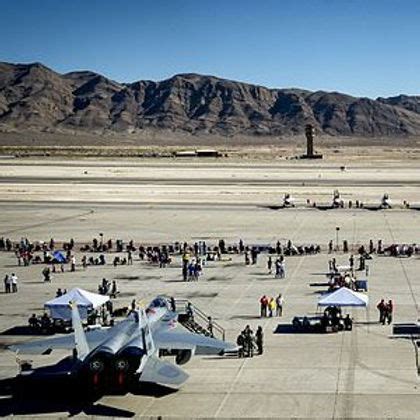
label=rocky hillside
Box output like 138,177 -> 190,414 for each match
1,61 -> 420,137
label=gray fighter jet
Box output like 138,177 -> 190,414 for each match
9,297 -> 236,393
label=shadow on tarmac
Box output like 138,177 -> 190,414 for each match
0,358 -> 177,417
273,324 -> 323,334
0,325 -> 55,335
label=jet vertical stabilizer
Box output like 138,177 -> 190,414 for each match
70,301 -> 90,361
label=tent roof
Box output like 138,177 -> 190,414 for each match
318,287 -> 368,307
45,287 -> 109,308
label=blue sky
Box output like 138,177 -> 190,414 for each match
1,0 -> 419,98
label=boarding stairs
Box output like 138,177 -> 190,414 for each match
167,297 -> 226,341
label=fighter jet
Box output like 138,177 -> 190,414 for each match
8,297 -> 236,393
282,193 -> 295,208
363,193 -> 392,211
264,193 -> 296,210
315,190 -> 344,210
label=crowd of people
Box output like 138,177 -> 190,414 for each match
182,252 -> 204,281
237,325 -> 264,357
321,306 -> 353,331
1,233 -> 401,360
98,278 -> 119,297
267,256 -> 286,278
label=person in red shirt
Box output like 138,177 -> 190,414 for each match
260,295 -> 268,317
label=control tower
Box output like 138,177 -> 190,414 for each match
301,124 -> 323,159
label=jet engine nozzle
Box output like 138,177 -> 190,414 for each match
115,346 -> 145,373
86,349 -> 114,373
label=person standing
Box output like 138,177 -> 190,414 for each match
260,295 -> 268,317
267,256 -> 273,274
268,297 -> 276,317
4,274 -> 10,293
275,258 -> 281,278
182,253 -> 189,281
70,255 -> 76,272
276,293 -> 284,316
385,300 -> 394,325
207,316 -> 214,337
245,251 -> 250,265
280,260 -> 286,278
349,255 -> 354,270
131,299 -> 136,311
255,326 -> 264,355
377,299 -> 386,324
186,302 -> 194,321
111,280 -> 118,298
237,332 -> 245,358
246,329 -> 255,358
42,266 -> 51,282
11,273 -> 18,293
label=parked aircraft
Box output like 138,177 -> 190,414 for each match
315,190 -> 344,210
363,193 -> 392,211
9,297 -> 236,393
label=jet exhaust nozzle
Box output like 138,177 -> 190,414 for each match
115,346 -> 145,373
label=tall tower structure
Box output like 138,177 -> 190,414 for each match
305,124 -> 315,156
301,123 -> 322,159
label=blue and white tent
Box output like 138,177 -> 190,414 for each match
52,251 -> 66,263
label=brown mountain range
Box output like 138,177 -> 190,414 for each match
1,61 -> 420,137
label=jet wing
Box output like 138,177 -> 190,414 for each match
315,204 -> 333,210
8,328 -> 109,355
153,325 -> 238,355
363,204 -> 382,211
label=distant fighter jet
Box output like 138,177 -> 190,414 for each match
282,193 -> 295,208
9,297 -> 236,393
315,190 -> 344,210
363,193 -> 392,211
264,193 -> 295,210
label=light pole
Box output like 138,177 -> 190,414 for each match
335,227 -> 340,251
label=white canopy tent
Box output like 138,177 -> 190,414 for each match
44,288 -> 109,320
318,287 -> 368,307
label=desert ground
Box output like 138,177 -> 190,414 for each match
1,152 -> 420,418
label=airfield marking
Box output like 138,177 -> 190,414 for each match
213,214 -> 309,417
331,331 -> 346,419
383,213 -> 419,316
0,209 -> 95,236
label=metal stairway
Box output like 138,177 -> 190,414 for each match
170,298 -> 226,341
